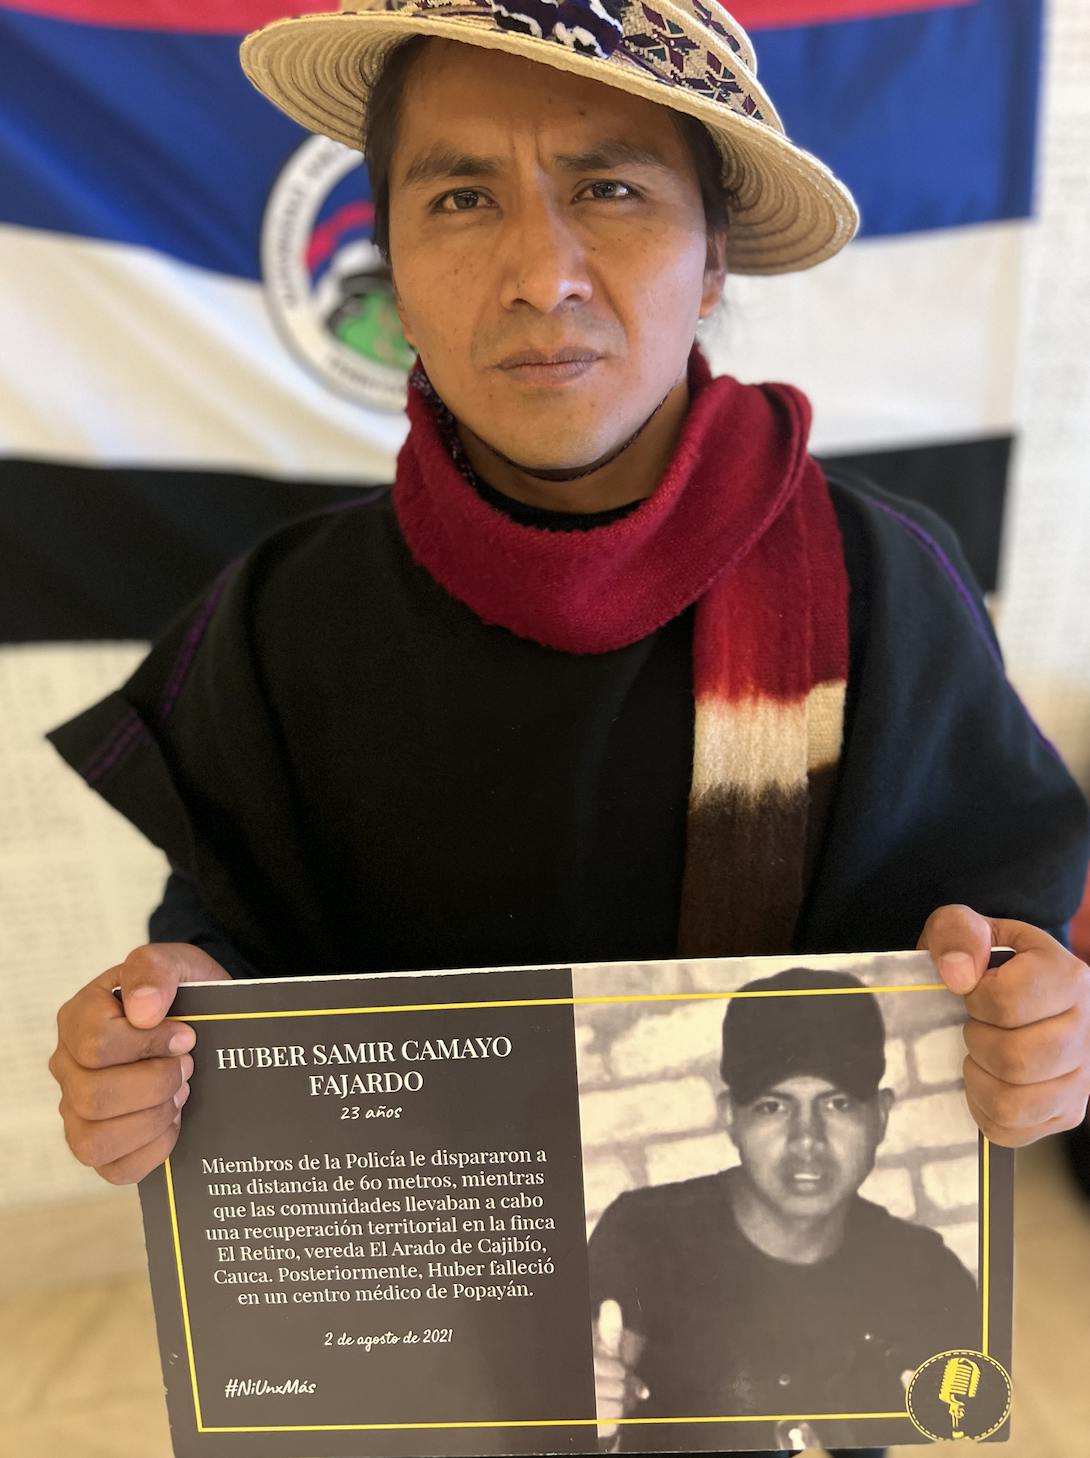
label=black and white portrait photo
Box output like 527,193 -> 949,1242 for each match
574,952 -> 987,1452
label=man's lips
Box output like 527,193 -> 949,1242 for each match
497,355 -> 603,386
784,1168 -> 830,1188
496,348 -> 602,369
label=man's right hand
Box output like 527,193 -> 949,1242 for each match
593,1298 -> 649,1444
48,942 -> 232,1186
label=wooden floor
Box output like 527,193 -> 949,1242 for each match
1,1137 -> 1086,1458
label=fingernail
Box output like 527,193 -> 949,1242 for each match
179,1053 -> 194,1081
637,1383 -> 650,1402
168,1027 -> 196,1055
174,1082 -> 191,1109
939,952 -> 976,994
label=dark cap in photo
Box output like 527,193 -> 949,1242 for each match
720,967 -> 887,1104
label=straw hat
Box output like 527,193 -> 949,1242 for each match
240,0 -> 859,275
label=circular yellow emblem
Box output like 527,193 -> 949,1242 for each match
906,1348 -> 1012,1442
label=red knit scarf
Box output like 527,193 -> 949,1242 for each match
393,345 -> 850,957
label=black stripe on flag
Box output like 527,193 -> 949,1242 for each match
0,460 -> 366,643
819,434 -> 1011,596
0,434 -> 1011,644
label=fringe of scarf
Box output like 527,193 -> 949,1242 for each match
678,457 -> 848,956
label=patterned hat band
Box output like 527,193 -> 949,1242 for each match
240,1 -> 860,275
375,0 -> 769,124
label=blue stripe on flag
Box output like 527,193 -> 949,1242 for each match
0,0 -> 1042,280
754,0 -> 1043,236
0,8 -> 304,278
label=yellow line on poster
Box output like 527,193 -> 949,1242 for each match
198,1410 -> 912,1433
162,978 -> 985,1435
982,1134 -> 991,1356
168,982 -> 947,1023
165,1157 -> 204,1433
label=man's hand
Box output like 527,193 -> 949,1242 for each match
921,905 -> 1090,1147
593,1298 -> 649,1444
48,942 -> 232,1185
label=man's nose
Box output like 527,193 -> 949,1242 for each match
498,196 -> 594,314
788,1103 -> 826,1147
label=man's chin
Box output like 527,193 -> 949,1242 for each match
770,1184 -> 848,1221
476,435 -> 622,483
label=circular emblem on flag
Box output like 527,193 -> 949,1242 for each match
261,136 -> 414,412
906,1348 -> 1012,1442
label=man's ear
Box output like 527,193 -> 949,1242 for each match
876,1086 -> 895,1140
699,227 -> 728,320
717,1088 -> 740,1149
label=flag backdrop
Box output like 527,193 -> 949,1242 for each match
0,0 -> 1048,1203
0,0 -> 1043,638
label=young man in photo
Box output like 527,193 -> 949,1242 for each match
44,3 -> 1090,1455
589,969 -> 980,1452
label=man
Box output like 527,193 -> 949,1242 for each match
589,969 -> 981,1453
44,3 -> 1090,1456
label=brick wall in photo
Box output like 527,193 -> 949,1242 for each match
575,953 -> 981,1280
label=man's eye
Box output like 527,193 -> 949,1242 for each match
580,180 -> 636,201
752,1099 -> 784,1116
435,189 -> 488,213
825,1094 -> 854,1113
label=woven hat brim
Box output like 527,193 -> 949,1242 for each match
241,12 -> 860,276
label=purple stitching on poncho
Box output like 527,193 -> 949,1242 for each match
154,500 -> 386,728
155,568 -> 235,727
871,495 -> 1060,759
82,493 -> 391,788
83,707 -> 146,787
871,497 -> 1003,671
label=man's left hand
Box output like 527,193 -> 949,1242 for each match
920,905 -> 1090,1148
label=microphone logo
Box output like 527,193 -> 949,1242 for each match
906,1348 -> 1011,1442
937,1356 -> 981,1438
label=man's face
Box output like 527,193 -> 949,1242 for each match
387,40 -> 727,474
723,1075 -> 894,1221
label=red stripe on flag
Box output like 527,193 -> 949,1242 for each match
728,0 -> 975,26
306,201 -> 375,273
2,0 -> 979,28
0,1 -> 328,31
1,0 -> 979,29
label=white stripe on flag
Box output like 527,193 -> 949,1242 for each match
0,218 -> 1028,475
0,224 -> 408,479
704,220 -> 1031,455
